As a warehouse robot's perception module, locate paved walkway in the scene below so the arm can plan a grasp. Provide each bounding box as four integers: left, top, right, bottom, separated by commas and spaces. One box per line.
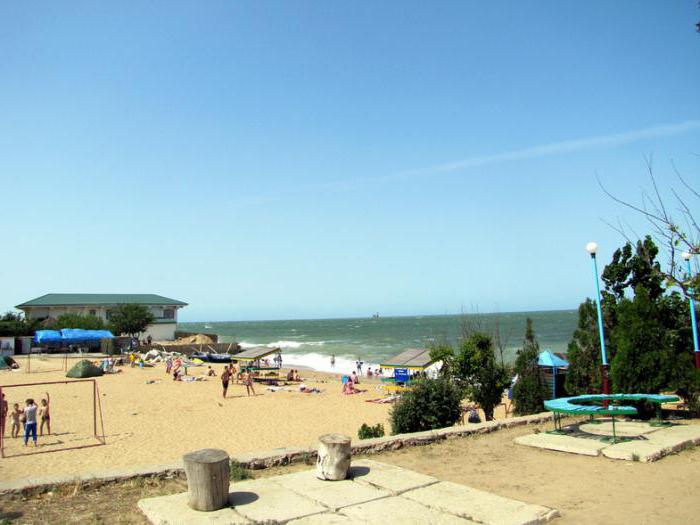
515, 421, 700, 462
138, 459, 559, 524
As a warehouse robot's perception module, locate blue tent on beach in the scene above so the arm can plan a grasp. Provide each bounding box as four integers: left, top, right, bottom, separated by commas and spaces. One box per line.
538, 350, 569, 399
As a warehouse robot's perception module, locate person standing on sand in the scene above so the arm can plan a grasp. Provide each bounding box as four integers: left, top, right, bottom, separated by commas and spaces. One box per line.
23, 399, 38, 447
242, 369, 256, 397
330, 355, 335, 368
221, 366, 231, 399
39, 392, 51, 436
0, 393, 7, 437
11, 403, 22, 438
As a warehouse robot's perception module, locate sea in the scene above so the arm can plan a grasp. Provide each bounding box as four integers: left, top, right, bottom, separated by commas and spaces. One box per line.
179, 309, 578, 375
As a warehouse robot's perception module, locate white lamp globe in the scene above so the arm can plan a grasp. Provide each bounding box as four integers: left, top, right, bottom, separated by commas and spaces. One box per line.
682, 252, 692, 261
585, 242, 599, 255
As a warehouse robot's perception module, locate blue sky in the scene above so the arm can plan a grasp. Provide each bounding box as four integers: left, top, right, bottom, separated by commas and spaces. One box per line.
2, 2, 699, 321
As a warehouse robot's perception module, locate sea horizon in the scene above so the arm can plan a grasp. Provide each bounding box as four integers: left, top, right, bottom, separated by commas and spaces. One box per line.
179, 308, 579, 375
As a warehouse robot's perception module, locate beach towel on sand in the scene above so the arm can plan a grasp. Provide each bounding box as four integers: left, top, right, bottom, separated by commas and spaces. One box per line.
66, 359, 104, 378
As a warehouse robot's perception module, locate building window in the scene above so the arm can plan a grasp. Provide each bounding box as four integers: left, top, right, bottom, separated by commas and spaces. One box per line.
163, 309, 175, 319
106, 310, 114, 320
89, 309, 97, 316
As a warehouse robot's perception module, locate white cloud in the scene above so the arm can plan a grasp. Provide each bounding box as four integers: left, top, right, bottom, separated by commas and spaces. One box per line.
403, 120, 700, 178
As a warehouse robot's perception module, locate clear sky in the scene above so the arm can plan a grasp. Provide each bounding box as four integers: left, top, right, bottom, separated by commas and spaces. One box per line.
2, 2, 699, 321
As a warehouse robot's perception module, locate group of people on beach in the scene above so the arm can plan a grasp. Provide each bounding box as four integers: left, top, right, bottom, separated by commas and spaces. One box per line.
0, 391, 51, 447
220, 363, 256, 398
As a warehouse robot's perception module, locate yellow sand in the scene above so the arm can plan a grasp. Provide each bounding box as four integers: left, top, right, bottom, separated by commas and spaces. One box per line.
0, 356, 504, 483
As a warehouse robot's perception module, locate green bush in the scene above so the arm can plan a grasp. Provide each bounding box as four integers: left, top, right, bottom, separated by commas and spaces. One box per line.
390, 378, 462, 434
229, 460, 250, 481
512, 319, 549, 415
358, 423, 385, 439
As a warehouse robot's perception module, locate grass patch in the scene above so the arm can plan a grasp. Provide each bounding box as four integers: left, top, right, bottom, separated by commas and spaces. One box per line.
229, 460, 251, 481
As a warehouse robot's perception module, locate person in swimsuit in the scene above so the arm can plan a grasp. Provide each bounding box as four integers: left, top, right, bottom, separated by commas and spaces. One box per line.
11, 403, 22, 438
23, 399, 38, 447
221, 366, 231, 399
39, 392, 51, 436
242, 369, 256, 397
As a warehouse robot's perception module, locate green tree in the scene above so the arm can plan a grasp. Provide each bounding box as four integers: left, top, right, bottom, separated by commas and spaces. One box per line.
429, 341, 456, 379
567, 236, 698, 410
53, 313, 106, 330
610, 286, 675, 394
512, 319, 549, 415
565, 300, 604, 395
390, 378, 463, 434
108, 304, 155, 339
0, 311, 39, 336
453, 332, 509, 421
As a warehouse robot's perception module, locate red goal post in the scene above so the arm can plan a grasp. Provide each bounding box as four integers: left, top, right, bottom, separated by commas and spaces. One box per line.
0, 379, 106, 458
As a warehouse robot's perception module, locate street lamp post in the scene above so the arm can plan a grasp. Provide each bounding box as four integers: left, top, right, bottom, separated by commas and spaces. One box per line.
586, 242, 610, 394
681, 252, 700, 369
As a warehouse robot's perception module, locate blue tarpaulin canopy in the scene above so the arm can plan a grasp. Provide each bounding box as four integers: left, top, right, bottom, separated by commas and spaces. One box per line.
538, 350, 569, 368
34, 330, 62, 343
34, 329, 114, 344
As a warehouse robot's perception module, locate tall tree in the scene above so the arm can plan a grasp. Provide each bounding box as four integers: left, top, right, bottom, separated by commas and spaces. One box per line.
610, 286, 675, 394
600, 166, 699, 300
108, 304, 155, 339
53, 313, 106, 330
512, 319, 549, 415
0, 311, 39, 337
565, 300, 604, 395
453, 332, 510, 421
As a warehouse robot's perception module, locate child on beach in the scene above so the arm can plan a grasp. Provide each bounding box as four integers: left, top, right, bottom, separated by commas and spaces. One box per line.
206, 366, 216, 377
242, 369, 256, 397
221, 366, 231, 398
11, 403, 22, 438
23, 399, 38, 447
39, 392, 51, 436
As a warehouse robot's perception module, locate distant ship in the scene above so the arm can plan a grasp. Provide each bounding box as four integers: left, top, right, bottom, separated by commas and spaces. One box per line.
204, 324, 213, 329
372, 312, 380, 319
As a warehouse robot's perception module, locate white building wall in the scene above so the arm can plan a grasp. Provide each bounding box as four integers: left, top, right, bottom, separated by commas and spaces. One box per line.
143, 323, 177, 341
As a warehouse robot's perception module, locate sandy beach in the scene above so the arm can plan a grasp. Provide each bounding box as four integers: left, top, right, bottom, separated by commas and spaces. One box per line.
0, 356, 506, 483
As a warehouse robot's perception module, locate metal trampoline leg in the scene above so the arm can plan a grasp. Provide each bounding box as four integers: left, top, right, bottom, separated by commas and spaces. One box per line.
611, 414, 616, 444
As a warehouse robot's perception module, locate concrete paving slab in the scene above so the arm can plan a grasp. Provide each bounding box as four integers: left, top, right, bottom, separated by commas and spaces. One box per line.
515, 433, 607, 456
340, 495, 479, 524
403, 481, 559, 525
287, 512, 355, 524
229, 478, 329, 522
602, 424, 700, 462
272, 469, 391, 510
578, 421, 659, 437
601, 441, 667, 462
645, 424, 700, 446
349, 459, 439, 493
138, 492, 250, 524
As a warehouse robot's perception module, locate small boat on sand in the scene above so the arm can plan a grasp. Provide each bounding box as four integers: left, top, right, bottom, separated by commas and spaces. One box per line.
191, 351, 233, 363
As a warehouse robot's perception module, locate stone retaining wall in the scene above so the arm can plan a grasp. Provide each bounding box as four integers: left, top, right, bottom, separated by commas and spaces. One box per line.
0, 412, 553, 494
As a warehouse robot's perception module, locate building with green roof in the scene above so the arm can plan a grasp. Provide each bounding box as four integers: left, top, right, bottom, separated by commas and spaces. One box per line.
16, 294, 188, 341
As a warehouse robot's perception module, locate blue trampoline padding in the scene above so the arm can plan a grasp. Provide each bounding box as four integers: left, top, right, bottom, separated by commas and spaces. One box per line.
545, 394, 679, 416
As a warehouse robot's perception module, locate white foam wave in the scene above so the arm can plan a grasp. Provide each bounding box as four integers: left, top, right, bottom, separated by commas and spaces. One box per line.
238, 340, 329, 351
280, 352, 382, 375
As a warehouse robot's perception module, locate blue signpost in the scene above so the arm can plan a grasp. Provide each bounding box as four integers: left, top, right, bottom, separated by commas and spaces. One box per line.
586, 242, 610, 394
682, 252, 700, 369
